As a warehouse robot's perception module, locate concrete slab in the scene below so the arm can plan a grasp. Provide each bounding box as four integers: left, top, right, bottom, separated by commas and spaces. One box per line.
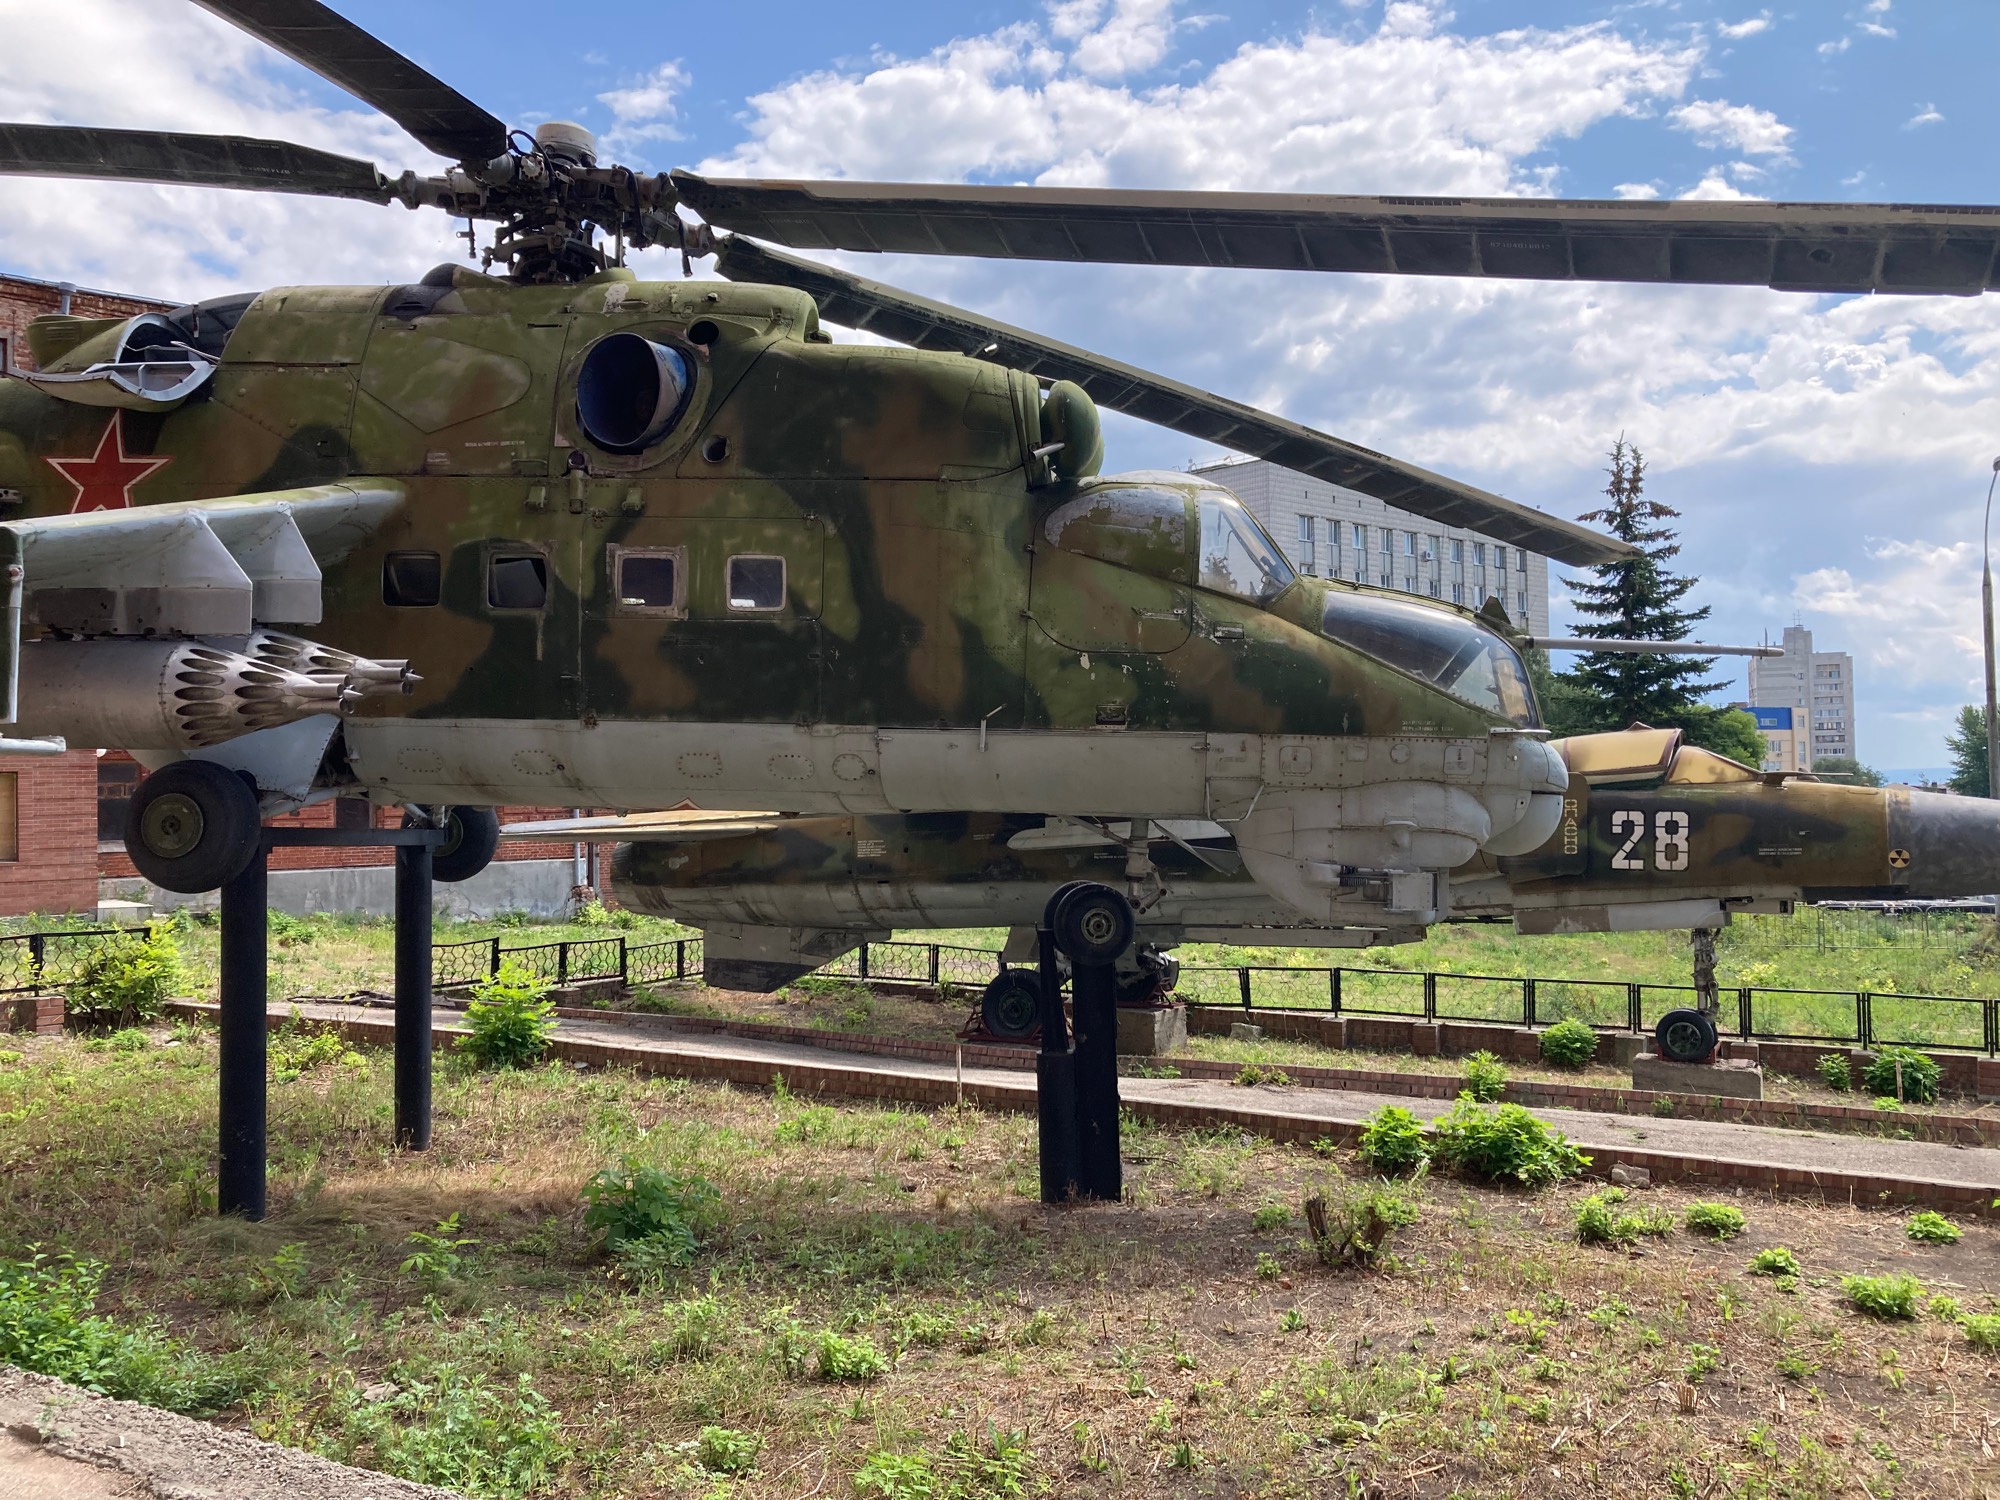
1633, 1056, 1765, 1099
1228, 1022, 1264, 1042
1116, 1004, 1187, 1057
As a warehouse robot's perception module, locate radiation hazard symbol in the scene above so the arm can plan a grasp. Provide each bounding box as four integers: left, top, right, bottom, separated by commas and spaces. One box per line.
1887, 848, 1912, 870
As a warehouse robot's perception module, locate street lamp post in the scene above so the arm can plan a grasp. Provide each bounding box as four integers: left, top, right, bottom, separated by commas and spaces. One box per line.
1985, 459, 2000, 800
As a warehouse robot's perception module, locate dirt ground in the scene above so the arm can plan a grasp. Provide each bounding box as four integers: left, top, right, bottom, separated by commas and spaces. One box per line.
0, 1022, 1996, 1498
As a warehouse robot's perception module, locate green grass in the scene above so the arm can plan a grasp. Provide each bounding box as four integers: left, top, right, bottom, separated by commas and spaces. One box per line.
1, 1024, 1995, 1499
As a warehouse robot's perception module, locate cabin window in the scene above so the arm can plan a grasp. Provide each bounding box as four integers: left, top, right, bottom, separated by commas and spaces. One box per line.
97, 757, 139, 842
1195, 489, 1296, 604
382, 551, 441, 607
726, 555, 786, 611
1043, 483, 1190, 578
611, 546, 685, 616
487, 553, 548, 611
1321, 589, 1537, 726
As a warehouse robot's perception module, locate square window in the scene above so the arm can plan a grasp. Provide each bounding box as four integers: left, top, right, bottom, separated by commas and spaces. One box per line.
383, 551, 441, 608
612, 547, 685, 615
727, 555, 786, 611
487, 553, 548, 611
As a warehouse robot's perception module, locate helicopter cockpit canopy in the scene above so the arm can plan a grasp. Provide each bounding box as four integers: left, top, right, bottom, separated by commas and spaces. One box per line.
1196, 488, 1296, 604
1320, 589, 1538, 727
1041, 477, 1299, 606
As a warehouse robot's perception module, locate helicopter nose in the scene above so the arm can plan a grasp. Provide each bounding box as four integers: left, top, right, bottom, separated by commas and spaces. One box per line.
1885, 788, 2000, 900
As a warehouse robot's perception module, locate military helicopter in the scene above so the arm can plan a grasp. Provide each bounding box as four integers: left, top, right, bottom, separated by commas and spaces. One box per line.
2, 0, 1993, 958
515, 724, 2000, 1058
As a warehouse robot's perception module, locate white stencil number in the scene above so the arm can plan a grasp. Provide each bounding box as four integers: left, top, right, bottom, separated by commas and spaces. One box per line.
1609, 809, 1692, 872
1609, 810, 1646, 870
1655, 811, 1690, 872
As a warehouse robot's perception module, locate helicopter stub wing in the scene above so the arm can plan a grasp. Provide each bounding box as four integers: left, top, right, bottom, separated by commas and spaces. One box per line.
0, 482, 402, 723
715, 236, 1632, 568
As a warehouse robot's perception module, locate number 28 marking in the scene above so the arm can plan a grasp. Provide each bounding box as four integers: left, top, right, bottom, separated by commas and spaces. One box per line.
1609, 810, 1690, 872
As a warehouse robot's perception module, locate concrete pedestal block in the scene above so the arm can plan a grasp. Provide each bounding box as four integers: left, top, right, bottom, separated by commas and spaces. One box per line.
1410, 1022, 1441, 1057
1228, 1022, 1264, 1043
1609, 1032, 1651, 1065
1117, 1004, 1188, 1057
1633, 1055, 1765, 1099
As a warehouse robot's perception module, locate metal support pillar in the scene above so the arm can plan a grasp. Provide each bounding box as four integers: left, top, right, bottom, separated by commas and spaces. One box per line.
1070, 957, 1122, 1201
217, 843, 269, 1220
394, 840, 434, 1150
1034, 925, 1078, 1204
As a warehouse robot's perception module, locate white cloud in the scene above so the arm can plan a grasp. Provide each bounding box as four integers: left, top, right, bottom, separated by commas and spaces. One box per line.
1793, 539, 1986, 697
1716, 14, 1771, 40
1818, 36, 1851, 56
1904, 102, 1944, 129
597, 61, 690, 160
1614, 181, 1662, 200
0, 0, 457, 296
1679, 169, 1757, 200
1667, 98, 1794, 158
1053, 0, 1181, 78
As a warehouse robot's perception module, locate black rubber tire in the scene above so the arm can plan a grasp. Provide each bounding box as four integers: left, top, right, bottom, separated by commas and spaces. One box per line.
1655, 1007, 1719, 1064
1051, 882, 1136, 965
1041, 878, 1093, 934
122, 759, 261, 894
981, 969, 1042, 1041
412, 806, 501, 883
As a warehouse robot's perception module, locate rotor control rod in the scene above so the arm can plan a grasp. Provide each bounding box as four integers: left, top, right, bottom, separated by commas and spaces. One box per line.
1524, 637, 1784, 657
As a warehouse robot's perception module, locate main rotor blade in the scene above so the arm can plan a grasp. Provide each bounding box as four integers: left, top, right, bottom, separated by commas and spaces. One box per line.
680, 174, 2000, 296
0, 122, 396, 201
717, 237, 1632, 567
189, 0, 506, 165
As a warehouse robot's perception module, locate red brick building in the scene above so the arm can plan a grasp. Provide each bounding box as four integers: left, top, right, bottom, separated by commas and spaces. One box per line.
1, 271, 593, 918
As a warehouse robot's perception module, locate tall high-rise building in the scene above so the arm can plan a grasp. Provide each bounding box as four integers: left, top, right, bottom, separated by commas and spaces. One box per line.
1747, 625, 1856, 764
1191, 458, 1552, 635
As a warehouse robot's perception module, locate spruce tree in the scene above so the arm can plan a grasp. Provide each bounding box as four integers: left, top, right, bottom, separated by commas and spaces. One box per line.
1945, 705, 1988, 797
1559, 438, 1730, 732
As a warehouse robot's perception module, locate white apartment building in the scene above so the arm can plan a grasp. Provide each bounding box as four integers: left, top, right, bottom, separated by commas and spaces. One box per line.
1193, 457, 1552, 636
1747, 624, 1856, 764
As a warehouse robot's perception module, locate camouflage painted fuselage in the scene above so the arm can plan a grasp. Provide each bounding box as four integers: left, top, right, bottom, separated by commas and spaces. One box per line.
0, 263, 1568, 927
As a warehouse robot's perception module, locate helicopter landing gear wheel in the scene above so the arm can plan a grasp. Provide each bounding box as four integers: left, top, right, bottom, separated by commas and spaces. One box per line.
981, 968, 1043, 1041
123, 759, 262, 894
1050, 882, 1136, 966
405, 806, 500, 883
1655, 1007, 1719, 1065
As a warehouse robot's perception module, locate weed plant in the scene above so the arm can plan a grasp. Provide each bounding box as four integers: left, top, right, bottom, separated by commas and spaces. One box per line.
1427, 1100, 1586, 1188
1538, 1018, 1598, 1069
1683, 1202, 1747, 1239
1460, 1050, 1507, 1102
460, 961, 557, 1068
1905, 1211, 1961, 1245
1842, 1272, 1922, 1319
64, 926, 184, 1029
1862, 1047, 1942, 1104
1574, 1188, 1672, 1245
1816, 1054, 1853, 1092
580, 1159, 721, 1264
1355, 1105, 1428, 1176
1303, 1175, 1423, 1267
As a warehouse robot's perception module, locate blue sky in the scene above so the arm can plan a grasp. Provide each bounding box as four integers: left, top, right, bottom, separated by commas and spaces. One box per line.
3, 0, 1998, 769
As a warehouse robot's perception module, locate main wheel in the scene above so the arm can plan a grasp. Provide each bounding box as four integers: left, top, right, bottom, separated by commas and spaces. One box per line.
981, 969, 1042, 1041
123, 759, 261, 894
1050, 882, 1135, 965
1655, 1007, 1719, 1064
406, 806, 501, 883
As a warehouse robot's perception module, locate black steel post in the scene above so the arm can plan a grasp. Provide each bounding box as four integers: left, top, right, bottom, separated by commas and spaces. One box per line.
1070, 956, 1122, 1202
394, 841, 434, 1151
217, 842, 269, 1220
1034, 926, 1078, 1204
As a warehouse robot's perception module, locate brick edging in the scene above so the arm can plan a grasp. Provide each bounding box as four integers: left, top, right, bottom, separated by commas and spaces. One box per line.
172, 1001, 2000, 1216
356, 996, 2000, 1147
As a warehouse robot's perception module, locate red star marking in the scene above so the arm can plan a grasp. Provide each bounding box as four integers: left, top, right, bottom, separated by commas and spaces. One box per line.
45, 412, 171, 513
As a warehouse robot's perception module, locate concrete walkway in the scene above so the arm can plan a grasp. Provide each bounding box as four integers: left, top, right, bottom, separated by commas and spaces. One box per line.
255, 999, 2000, 1210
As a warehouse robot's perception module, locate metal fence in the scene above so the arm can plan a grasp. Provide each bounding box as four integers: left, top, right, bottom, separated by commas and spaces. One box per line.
1174, 963, 2000, 1056
429, 929, 1999, 1056
0, 927, 150, 995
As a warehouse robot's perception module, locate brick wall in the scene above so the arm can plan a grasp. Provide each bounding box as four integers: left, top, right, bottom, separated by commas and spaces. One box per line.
0, 748, 101, 915
0, 273, 171, 373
